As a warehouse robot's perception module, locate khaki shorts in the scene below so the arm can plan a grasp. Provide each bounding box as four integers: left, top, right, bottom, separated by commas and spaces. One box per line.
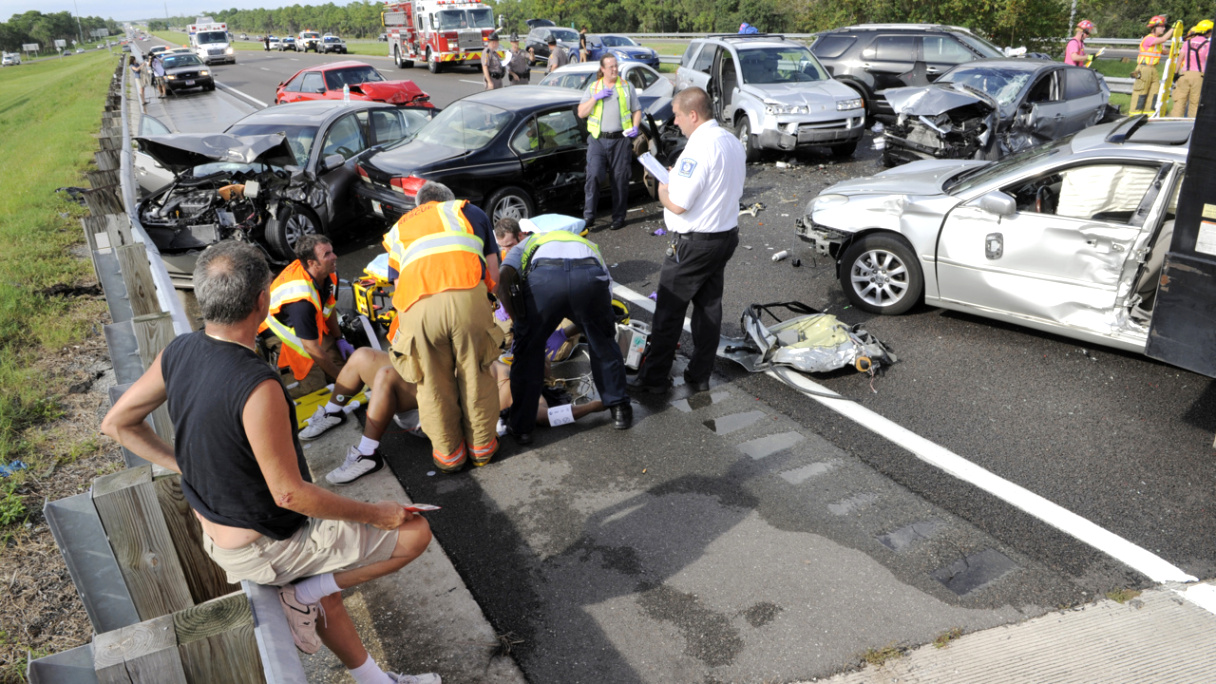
203, 518, 399, 586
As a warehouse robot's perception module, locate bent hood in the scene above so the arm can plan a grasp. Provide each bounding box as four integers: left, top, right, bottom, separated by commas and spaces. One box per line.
744, 81, 854, 105
351, 80, 432, 106
885, 84, 996, 117
136, 133, 297, 173
827, 159, 985, 196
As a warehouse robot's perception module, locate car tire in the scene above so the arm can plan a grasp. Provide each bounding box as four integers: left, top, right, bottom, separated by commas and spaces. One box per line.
427, 48, 441, 74
265, 203, 323, 262
484, 187, 534, 223
737, 118, 759, 163
839, 234, 923, 315
831, 139, 858, 158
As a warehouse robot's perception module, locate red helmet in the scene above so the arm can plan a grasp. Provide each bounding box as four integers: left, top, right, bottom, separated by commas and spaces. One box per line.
1077, 19, 1095, 32
1148, 15, 1167, 28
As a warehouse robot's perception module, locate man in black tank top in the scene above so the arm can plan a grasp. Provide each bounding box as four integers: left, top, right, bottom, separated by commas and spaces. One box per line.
102, 241, 441, 684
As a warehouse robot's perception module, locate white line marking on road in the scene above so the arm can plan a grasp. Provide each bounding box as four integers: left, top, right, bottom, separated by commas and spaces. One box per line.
610, 281, 1202, 591
459, 79, 483, 85
215, 82, 269, 109
260, 67, 270, 71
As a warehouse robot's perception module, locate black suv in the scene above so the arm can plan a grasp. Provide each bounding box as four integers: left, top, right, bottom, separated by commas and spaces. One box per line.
809, 24, 1007, 119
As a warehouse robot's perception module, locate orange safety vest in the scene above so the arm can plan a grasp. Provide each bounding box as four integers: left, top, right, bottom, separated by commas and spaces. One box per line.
386, 199, 491, 313
1138, 34, 1165, 65
257, 259, 338, 380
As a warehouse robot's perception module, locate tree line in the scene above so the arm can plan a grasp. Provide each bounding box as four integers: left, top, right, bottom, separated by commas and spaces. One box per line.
1, 11, 122, 53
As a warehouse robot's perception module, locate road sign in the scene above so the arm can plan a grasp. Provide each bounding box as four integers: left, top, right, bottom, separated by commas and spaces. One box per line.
54, 39, 66, 48
21, 43, 38, 52
91, 28, 109, 38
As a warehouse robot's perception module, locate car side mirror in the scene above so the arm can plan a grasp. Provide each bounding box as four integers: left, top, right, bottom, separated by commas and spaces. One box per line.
319, 153, 345, 174
978, 191, 1016, 217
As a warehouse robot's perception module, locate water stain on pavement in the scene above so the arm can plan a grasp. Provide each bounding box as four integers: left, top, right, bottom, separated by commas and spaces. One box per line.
702, 410, 766, 435
636, 583, 744, 667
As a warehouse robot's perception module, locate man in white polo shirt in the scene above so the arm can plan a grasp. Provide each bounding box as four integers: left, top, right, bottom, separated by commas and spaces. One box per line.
629, 87, 746, 394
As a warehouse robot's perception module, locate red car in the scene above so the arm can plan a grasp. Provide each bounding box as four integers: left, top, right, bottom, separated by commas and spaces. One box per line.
275, 61, 432, 107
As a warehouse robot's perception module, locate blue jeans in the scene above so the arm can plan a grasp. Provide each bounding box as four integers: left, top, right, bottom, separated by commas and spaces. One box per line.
509, 262, 627, 434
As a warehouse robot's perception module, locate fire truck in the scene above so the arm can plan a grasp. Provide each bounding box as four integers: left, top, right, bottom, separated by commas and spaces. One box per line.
382, 0, 498, 74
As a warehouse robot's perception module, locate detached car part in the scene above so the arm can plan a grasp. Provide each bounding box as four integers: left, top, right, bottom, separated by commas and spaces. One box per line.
722, 302, 896, 375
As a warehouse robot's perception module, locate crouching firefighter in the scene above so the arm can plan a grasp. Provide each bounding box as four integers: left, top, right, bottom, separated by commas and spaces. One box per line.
258, 235, 350, 397
384, 181, 504, 472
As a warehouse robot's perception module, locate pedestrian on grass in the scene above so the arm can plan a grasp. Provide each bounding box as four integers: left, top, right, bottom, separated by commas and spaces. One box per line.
101, 241, 440, 684
577, 54, 642, 232
628, 87, 746, 395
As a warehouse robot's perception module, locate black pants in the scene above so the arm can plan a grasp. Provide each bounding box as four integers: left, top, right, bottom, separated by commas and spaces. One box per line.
509, 261, 628, 435
636, 230, 739, 385
583, 135, 631, 227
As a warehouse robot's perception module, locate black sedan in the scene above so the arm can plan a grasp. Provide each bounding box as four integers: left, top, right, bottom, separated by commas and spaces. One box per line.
161, 53, 214, 93
354, 86, 684, 225
135, 101, 434, 283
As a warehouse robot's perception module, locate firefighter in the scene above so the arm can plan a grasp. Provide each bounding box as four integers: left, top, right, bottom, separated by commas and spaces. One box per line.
1171, 20, 1211, 118
482, 31, 504, 90
1065, 20, 1094, 66
1132, 16, 1171, 114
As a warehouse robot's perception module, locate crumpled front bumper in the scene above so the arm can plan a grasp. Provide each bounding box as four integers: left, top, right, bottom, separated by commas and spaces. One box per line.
759, 115, 865, 151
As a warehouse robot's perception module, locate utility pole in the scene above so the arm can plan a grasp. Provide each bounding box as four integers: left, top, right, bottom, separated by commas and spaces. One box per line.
73, 0, 84, 46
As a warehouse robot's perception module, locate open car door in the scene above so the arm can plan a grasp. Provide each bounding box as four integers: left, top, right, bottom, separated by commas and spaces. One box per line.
1146, 73, 1216, 378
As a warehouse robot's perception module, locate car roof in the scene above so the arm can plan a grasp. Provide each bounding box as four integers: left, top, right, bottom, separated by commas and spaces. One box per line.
549, 61, 649, 75
827, 23, 978, 34
1070, 116, 1193, 154
295, 60, 377, 73
948, 58, 1058, 72
232, 100, 388, 126
461, 86, 583, 109
697, 35, 801, 49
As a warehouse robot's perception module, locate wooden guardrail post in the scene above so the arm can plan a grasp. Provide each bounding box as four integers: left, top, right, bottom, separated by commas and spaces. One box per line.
115, 245, 161, 318
94, 614, 188, 684
153, 473, 239, 604
173, 593, 263, 684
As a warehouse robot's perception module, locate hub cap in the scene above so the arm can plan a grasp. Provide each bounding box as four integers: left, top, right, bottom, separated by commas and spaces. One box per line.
492, 195, 528, 222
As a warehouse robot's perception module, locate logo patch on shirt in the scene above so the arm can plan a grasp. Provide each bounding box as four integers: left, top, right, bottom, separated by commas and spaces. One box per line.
678, 159, 697, 177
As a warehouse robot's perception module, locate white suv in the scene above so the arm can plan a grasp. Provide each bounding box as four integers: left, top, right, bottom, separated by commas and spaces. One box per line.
1, 53, 21, 66
676, 34, 865, 160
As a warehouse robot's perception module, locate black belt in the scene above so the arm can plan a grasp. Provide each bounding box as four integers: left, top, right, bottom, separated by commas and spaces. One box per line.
598, 131, 625, 140
676, 228, 738, 241
531, 257, 601, 269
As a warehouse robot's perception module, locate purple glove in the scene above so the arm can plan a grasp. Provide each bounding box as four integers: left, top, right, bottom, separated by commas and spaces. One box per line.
624, 128, 639, 138
544, 329, 568, 360
494, 305, 511, 322
337, 339, 355, 360
593, 88, 613, 101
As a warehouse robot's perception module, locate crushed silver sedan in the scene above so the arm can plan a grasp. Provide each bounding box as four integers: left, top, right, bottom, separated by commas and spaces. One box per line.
796, 117, 1193, 356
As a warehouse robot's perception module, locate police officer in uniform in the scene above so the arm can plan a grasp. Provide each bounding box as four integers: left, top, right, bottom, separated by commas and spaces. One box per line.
546, 35, 568, 73
629, 88, 746, 395
577, 54, 642, 231
482, 31, 504, 90
498, 225, 631, 442
507, 32, 531, 85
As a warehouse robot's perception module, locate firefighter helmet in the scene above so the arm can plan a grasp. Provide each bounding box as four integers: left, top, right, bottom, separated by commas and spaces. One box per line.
1147, 15, 1167, 28
1193, 19, 1214, 34
1077, 19, 1095, 32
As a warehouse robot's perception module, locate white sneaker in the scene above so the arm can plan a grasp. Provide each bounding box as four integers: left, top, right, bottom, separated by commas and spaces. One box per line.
325, 446, 384, 484
299, 406, 345, 440
388, 673, 441, 684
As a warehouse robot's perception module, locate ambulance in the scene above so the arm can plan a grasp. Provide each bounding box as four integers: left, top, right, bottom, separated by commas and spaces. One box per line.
382, 0, 498, 73
188, 20, 235, 65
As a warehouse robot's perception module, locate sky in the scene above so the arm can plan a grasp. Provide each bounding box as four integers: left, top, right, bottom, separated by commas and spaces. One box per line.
3, 0, 309, 23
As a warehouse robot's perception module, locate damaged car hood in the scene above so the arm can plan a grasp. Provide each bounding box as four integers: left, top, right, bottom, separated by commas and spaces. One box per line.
136, 133, 298, 173
746, 81, 854, 106
827, 159, 984, 197
884, 85, 996, 117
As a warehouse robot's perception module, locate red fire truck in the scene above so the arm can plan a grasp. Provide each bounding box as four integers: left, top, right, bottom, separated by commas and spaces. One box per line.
382, 0, 498, 73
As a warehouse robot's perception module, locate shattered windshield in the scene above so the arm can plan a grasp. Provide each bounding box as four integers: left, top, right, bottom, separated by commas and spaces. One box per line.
939, 66, 1033, 108
739, 47, 827, 84
945, 137, 1068, 194
225, 123, 319, 167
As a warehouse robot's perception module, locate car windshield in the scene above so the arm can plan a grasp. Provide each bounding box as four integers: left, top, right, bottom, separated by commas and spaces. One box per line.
325, 66, 385, 90
163, 54, 202, 68
225, 123, 320, 167
601, 35, 638, 47
301, 32, 320, 39
538, 72, 593, 89
551, 28, 579, 42
197, 32, 226, 43
324, 36, 341, 43
283, 37, 295, 42
436, 8, 494, 29
955, 32, 1005, 59
938, 66, 1033, 107
411, 101, 511, 151
945, 136, 1070, 194
738, 46, 828, 84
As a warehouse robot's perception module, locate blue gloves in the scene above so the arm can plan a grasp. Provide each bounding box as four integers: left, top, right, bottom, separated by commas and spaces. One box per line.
593, 88, 613, 101
337, 339, 355, 360
624, 128, 639, 138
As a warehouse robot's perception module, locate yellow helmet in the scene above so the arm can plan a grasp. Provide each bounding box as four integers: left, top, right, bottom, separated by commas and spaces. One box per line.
1193, 19, 1213, 34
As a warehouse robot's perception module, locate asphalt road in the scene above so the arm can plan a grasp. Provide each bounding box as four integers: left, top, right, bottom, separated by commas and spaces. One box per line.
136, 35, 1216, 682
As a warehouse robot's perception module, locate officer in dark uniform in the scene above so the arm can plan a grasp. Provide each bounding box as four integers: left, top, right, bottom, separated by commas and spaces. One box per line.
482, 32, 504, 90
497, 226, 631, 442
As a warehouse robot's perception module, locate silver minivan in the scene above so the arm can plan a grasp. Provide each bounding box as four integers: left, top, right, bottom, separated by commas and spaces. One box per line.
675, 34, 866, 160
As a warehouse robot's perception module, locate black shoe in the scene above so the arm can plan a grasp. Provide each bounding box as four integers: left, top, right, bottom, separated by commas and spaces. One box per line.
583, 218, 598, 232
609, 222, 624, 231
682, 372, 710, 393
611, 403, 633, 430
627, 377, 671, 395
508, 428, 533, 446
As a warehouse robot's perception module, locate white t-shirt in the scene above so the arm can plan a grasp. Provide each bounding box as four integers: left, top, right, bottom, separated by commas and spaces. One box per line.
664, 121, 746, 234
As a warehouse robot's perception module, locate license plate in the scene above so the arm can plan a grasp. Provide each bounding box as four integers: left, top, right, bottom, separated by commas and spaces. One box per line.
372, 200, 383, 217
185, 79, 195, 85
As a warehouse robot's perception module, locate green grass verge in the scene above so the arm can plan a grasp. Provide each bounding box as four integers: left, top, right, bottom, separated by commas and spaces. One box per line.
1092, 58, 1138, 79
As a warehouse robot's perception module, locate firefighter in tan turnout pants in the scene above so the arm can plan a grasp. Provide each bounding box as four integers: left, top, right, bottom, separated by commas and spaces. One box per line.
1132, 15, 1170, 114
1171, 20, 1212, 118
385, 182, 503, 473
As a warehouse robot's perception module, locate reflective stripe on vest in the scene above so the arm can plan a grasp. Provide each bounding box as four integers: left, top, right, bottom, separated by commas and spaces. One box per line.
264, 315, 308, 357
518, 231, 606, 275
387, 200, 488, 313
258, 259, 337, 380
1138, 35, 1164, 65
587, 78, 635, 138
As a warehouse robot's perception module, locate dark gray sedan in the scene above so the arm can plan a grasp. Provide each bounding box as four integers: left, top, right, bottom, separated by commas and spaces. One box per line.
161, 53, 214, 93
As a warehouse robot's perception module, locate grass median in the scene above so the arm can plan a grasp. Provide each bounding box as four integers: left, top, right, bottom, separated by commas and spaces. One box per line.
0, 51, 111, 546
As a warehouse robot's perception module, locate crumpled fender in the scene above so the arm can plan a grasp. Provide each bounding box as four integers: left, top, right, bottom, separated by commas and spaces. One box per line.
884, 85, 995, 118
351, 80, 432, 106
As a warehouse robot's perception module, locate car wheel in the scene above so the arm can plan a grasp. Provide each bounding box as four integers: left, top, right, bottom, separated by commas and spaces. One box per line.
485, 187, 534, 223
737, 118, 759, 163
265, 203, 322, 262
427, 48, 441, 74
839, 233, 923, 315
831, 139, 858, 158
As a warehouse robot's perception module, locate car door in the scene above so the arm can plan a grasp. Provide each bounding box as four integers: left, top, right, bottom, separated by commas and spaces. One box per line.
679, 42, 714, 93
1060, 66, 1107, 133
1021, 69, 1070, 139
861, 35, 918, 92
315, 111, 370, 225
921, 35, 974, 81
508, 107, 587, 212
277, 71, 307, 103
935, 160, 1163, 332
711, 48, 742, 123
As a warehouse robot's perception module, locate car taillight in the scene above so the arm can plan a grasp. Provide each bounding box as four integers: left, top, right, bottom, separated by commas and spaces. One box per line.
390, 175, 426, 196
357, 165, 370, 183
